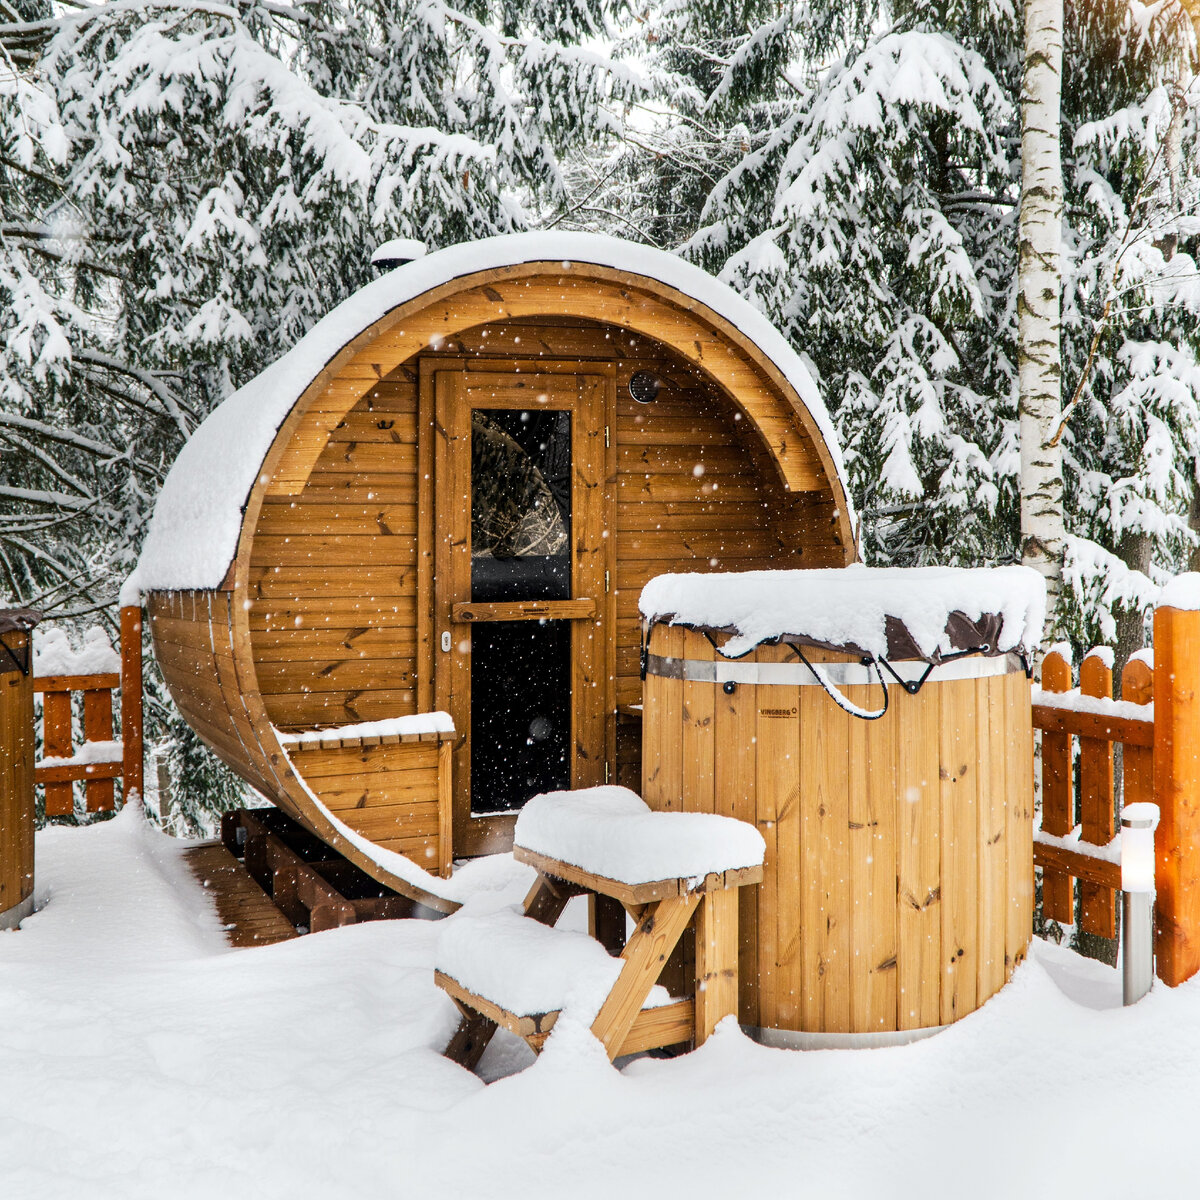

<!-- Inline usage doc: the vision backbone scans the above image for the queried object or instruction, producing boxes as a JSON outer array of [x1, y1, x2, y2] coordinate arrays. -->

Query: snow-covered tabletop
[[640, 563, 1046, 661], [513, 786, 765, 887]]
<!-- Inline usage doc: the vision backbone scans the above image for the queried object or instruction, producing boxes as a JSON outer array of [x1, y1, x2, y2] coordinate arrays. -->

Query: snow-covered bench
[[435, 787, 765, 1069]]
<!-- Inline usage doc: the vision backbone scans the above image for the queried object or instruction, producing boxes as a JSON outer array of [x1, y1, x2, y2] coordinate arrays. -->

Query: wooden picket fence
[[34, 605, 143, 816], [1031, 600, 1200, 986]]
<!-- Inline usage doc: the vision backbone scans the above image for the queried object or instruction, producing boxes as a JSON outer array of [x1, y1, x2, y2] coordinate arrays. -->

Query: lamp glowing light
[[1121, 802, 1160, 894], [1121, 801, 1160, 1006]]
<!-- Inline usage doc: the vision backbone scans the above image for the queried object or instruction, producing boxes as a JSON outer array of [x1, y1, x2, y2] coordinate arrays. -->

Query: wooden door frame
[[420, 356, 616, 857]]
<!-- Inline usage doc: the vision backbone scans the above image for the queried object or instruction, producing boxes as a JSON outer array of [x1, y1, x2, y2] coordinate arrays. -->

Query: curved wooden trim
[[230, 262, 854, 597]]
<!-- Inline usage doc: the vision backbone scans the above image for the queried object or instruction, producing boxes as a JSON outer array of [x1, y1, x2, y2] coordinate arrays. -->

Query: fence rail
[[33, 605, 143, 816], [1031, 600, 1200, 986]]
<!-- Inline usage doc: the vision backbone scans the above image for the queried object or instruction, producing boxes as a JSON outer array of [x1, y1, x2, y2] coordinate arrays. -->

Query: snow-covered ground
[[2, 808, 1196, 1199]]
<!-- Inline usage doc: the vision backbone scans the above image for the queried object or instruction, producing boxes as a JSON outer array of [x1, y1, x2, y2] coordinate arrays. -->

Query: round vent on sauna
[[629, 371, 661, 404]]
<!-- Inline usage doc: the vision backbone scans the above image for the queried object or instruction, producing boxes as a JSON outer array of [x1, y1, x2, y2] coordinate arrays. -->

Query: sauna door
[[431, 363, 614, 857]]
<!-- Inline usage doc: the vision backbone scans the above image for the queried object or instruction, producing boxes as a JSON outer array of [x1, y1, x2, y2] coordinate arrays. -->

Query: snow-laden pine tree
[[0, 0, 638, 828], [599, 0, 1200, 666], [1056, 2, 1200, 666]]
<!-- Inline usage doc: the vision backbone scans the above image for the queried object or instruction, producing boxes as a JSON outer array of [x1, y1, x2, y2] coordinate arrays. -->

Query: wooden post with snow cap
[[1153, 576, 1200, 986], [120, 603, 144, 807]]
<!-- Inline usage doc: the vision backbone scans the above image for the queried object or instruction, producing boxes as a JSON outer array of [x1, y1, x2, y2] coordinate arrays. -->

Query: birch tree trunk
[[1018, 0, 1066, 640]]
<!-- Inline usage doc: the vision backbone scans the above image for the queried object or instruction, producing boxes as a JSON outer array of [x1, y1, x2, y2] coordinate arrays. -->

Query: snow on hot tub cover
[[639, 565, 1047, 663], [129, 232, 852, 596]]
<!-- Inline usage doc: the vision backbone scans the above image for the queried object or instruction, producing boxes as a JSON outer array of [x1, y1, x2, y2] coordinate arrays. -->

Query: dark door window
[[469, 408, 573, 812]]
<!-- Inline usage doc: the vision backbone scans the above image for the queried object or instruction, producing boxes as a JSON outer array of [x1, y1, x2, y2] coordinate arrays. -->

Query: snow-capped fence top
[[639, 564, 1047, 662], [33, 625, 120, 678], [131, 231, 852, 595]]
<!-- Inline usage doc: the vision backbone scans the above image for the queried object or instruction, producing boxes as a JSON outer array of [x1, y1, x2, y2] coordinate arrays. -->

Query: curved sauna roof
[[135, 232, 858, 908], [133, 232, 854, 592]]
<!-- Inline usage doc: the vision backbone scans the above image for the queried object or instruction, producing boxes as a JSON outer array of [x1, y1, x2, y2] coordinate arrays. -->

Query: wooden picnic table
[[437, 843, 763, 1071]]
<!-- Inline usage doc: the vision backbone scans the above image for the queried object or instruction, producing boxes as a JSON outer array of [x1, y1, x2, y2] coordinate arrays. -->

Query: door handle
[[451, 599, 597, 623]]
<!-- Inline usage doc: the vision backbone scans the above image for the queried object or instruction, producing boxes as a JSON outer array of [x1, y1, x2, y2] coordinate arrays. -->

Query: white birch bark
[[1018, 0, 1066, 640]]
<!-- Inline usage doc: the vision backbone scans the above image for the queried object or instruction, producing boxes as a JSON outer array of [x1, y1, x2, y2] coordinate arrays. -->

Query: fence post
[[120, 604, 143, 806], [1041, 649, 1074, 923], [1079, 650, 1116, 937], [1152, 600, 1200, 985]]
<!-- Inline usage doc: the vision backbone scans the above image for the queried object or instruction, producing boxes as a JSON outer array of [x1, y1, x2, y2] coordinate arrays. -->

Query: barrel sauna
[[132, 233, 856, 904], [0, 609, 40, 931], [640, 567, 1042, 1045]]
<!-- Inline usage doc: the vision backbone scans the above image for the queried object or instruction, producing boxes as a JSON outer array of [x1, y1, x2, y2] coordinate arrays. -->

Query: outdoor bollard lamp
[[1121, 802, 1160, 1006]]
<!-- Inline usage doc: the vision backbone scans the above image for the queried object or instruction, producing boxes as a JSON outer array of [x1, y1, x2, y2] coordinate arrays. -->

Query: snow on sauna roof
[[131, 232, 852, 594], [640, 565, 1047, 661]]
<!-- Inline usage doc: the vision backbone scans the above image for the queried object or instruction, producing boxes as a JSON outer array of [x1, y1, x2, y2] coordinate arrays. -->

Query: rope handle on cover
[[789, 645, 889, 721]]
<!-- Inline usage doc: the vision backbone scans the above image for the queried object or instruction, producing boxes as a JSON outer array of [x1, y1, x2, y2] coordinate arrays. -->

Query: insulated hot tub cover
[[639, 565, 1047, 664], [0, 610, 42, 637]]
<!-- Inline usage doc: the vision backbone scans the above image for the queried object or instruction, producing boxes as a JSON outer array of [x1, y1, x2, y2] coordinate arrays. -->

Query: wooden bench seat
[[435, 908, 691, 1054], [280, 726, 453, 754]]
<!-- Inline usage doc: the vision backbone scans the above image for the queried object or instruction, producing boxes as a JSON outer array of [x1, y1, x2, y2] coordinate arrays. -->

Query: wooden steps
[[184, 806, 448, 948], [184, 841, 299, 948]]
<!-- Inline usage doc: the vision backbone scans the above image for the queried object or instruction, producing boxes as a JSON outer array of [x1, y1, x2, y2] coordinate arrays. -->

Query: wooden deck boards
[[184, 841, 299, 948]]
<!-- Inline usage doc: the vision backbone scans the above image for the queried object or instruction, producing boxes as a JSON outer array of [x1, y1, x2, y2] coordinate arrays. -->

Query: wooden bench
[[435, 797, 763, 1071]]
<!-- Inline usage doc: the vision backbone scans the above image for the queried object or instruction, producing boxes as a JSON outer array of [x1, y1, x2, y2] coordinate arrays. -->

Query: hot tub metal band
[[643, 651, 1022, 689]]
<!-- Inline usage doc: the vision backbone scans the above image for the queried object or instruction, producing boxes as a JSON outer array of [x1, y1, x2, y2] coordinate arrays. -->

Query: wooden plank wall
[[250, 367, 420, 731], [645, 625, 1034, 1035], [285, 740, 442, 868], [246, 313, 844, 768], [148, 589, 452, 882], [429, 318, 845, 716], [148, 590, 292, 807]]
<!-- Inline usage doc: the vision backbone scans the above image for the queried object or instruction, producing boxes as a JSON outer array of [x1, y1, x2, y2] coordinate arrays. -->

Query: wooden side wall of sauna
[[247, 316, 845, 740], [149, 590, 447, 870], [642, 624, 1034, 1035], [249, 368, 420, 732], [147, 590, 294, 808]]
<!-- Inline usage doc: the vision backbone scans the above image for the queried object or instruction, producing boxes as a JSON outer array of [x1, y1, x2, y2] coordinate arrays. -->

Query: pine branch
[[74, 349, 192, 438], [570, 203, 662, 245], [0, 431, 96, 498], [1049, 128, 1179, 448], [0, 487, 94, 510]]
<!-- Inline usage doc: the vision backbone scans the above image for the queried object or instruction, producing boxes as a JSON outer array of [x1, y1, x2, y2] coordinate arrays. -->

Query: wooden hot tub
[[639, 567, 1040, 1044]]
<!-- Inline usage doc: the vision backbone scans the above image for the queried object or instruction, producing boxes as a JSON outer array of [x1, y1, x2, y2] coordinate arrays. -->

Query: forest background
[[1, 0, 1198, 830]]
